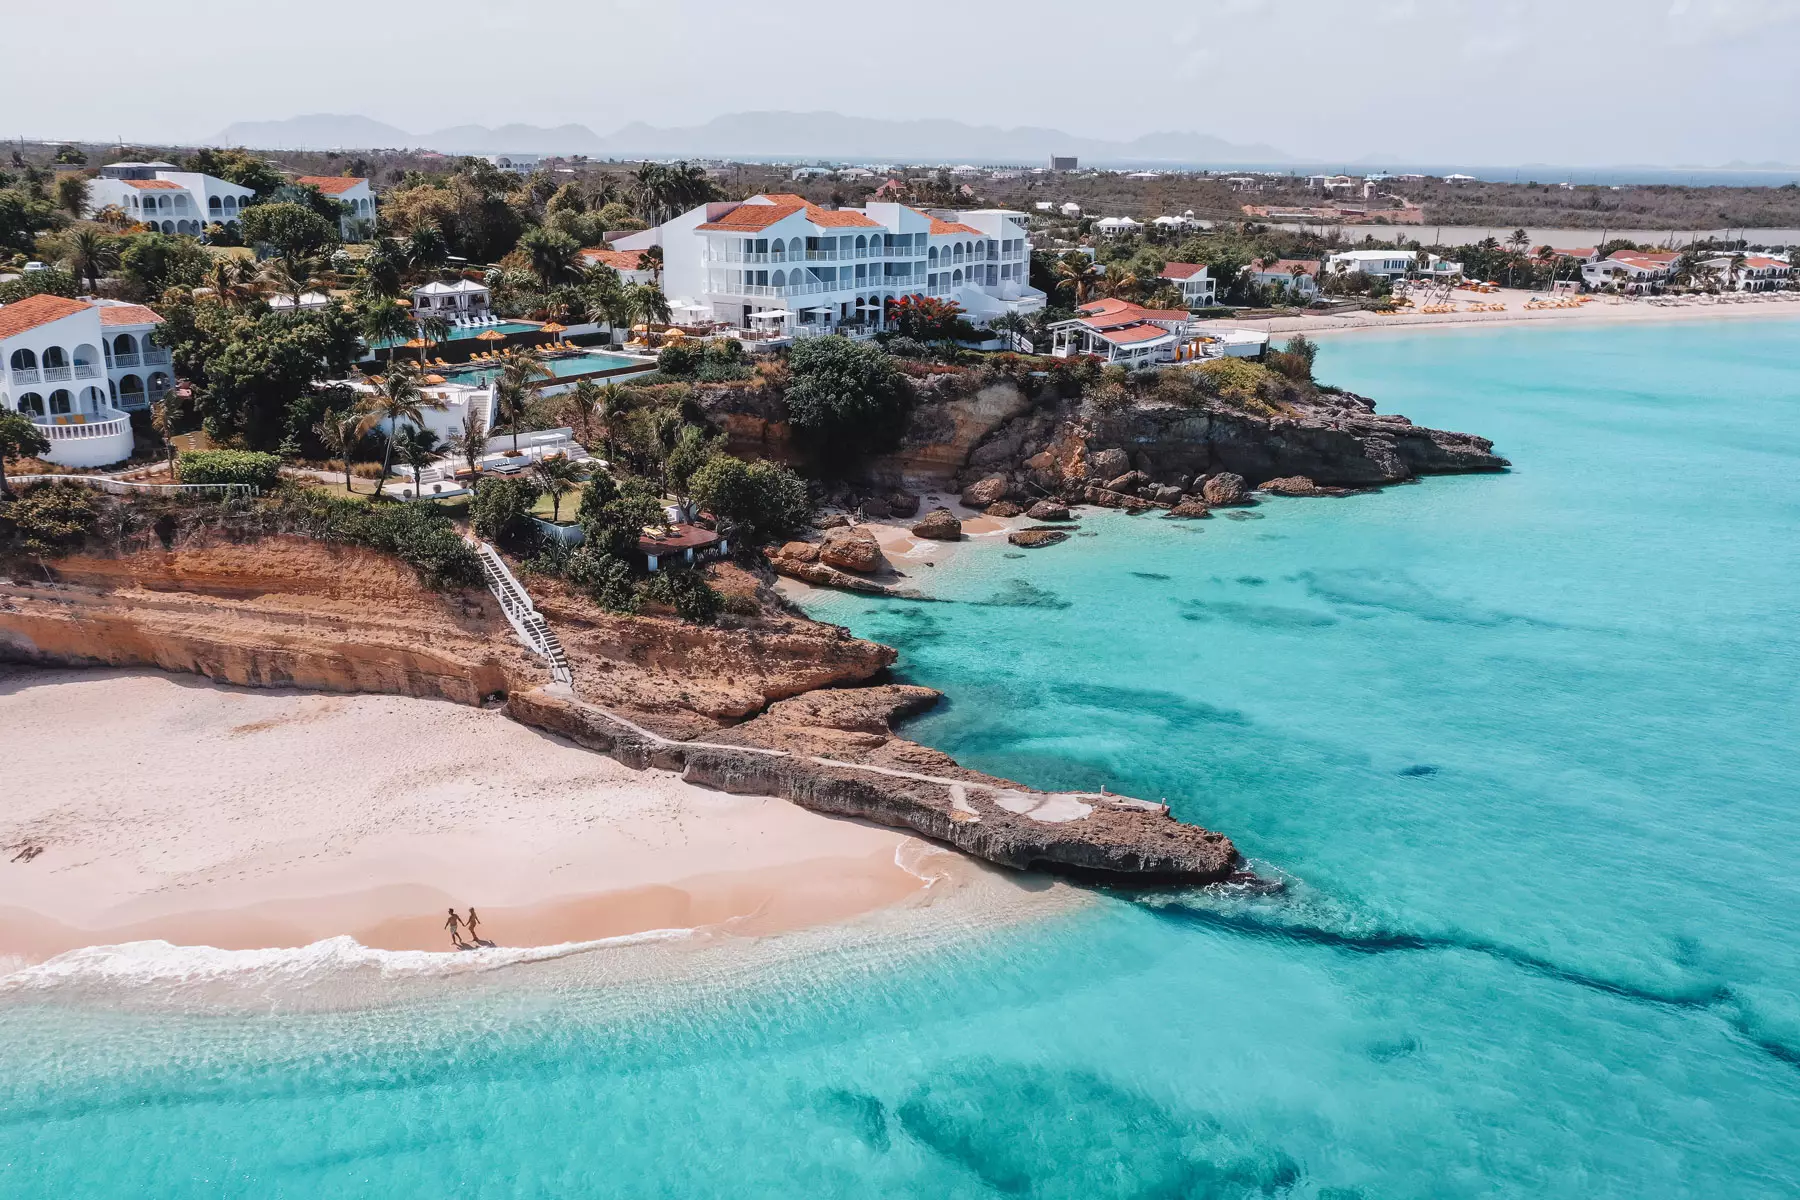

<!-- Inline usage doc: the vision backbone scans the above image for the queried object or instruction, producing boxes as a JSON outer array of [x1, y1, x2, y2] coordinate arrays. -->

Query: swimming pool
[[442, 351, 651, 385], [366, 321, 543, 350]]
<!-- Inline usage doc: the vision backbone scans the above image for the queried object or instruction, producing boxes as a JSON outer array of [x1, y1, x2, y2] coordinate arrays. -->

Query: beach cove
[[2, 317, 1799, 1195]]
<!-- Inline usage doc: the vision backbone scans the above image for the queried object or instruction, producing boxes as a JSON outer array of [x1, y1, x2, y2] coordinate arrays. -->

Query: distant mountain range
[[209, 111, 1294, 166]]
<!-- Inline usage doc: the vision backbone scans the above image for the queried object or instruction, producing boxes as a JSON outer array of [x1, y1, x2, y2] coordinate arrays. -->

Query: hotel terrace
[[86, 162, 256, 236], [1, 295, 171, 468], [610, 194, 1045, 337]]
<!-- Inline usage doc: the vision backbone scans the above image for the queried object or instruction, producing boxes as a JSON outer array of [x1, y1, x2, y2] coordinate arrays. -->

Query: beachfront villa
[[1582, 251, 1677, 293], [1047, 298, 1194, 369], [0, 295, 171, 468], [1159, 262, 1218, 308], [294, 176, 376, 240], [1326, 250, 1462, 281], [87, 163, 256, 236], [411, 279, 491, 322], [608, 194, 1046, 337], [1244, 259, 1321, 298], [1699, 254, 1793, 291]]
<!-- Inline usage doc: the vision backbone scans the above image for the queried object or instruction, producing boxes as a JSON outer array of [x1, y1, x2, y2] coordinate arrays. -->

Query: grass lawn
[[528, 481, 588, 525]]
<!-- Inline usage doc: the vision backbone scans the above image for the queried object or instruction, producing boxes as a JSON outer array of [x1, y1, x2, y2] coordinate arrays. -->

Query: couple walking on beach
[[445, 907, 487, 949]]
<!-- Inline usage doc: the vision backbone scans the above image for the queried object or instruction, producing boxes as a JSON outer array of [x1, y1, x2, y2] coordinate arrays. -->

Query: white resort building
[[1326, 250, 1462, 281], [610, 194, 1045, 337], [1047, 299, 1194, 369], [295, 176, 376, 240], [1, 295, 172, 468], [87, 162, 256, 236], [1243, 259, 1320, 298], [1158, 262, 1217, 308], [1699, 254, 1793, 291]]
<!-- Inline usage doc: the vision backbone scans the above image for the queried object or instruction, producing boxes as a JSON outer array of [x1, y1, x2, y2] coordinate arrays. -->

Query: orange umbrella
[[476, 329, 507, 342], [401, 337, 428, 349], [423, 374, 447, 384], [539, 321, 567, 334]]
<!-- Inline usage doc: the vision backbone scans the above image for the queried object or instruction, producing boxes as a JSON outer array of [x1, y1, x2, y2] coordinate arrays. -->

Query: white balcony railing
[[33, 409, 132, 440], [41, 366, 72, 382], [145, 348, 171, 365], [109, 352, 142, 368], [75, 363, 100, 379], [10, 367, 41, 385]]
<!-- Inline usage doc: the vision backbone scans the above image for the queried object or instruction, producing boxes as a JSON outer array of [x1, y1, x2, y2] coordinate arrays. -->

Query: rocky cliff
[[695, 368, 1504, 498], [0, 536, 1243, 886]]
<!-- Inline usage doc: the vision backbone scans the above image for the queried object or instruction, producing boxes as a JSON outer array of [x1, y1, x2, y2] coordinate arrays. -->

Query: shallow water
[[5, 319, 1799, 1196]]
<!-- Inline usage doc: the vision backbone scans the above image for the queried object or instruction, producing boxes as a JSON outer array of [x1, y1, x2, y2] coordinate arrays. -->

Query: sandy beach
[[1199, 286, 1800, 340], [0, 668, 943, 964]]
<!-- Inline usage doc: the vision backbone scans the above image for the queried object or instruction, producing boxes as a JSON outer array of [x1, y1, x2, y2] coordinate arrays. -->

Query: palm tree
[[627, 282, 672, 327], [492, 350, 553, 453], [1096, 269, 1141, 300], [447, 406, 490, 480], [987, 311, 1032, 352], [1054, 256, 1102, 304], [359, 296, 414, 350], [395, 426, 443, 497], [565, 379, 606, 447], [313, 408, 361, 491], [531, 454, 583, 523], [355, 361, 446, 496], [63, 227, 120, 293], [406, 225, 449, 274], [261, 252, 328, 313], [415, 313, 451, 363]]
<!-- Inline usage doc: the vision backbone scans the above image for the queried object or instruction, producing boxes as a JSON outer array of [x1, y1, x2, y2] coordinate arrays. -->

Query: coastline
[[0, 668, 967, 969], [1198, 287, 1800, 340]]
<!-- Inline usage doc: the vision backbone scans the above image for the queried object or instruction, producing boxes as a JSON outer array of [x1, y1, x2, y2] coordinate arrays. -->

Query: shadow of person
[[473, 938, 497, 948]]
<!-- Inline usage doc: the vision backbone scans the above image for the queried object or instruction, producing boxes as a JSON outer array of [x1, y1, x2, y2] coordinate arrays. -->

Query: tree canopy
[[783, 336, 911, 467]]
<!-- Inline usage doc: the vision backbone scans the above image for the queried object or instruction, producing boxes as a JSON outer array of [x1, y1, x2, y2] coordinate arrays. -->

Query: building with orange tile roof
[[1, 297, 168, 467], [609, 195, 1044, 337], [295, 176, 377, 239]]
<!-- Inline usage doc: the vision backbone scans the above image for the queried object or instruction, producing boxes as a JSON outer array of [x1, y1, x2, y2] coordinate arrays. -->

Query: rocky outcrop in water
[[1009, 528, 1071, 549], [819, 525, 884, 574], [911, 508, 963, 541]]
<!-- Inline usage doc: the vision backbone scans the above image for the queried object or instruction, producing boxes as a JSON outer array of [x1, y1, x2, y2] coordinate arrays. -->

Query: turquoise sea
[[4, 319, 1799, 1197]]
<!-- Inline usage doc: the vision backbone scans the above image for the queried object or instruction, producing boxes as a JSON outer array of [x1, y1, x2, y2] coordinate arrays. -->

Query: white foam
[[0, 929, 700, 994]]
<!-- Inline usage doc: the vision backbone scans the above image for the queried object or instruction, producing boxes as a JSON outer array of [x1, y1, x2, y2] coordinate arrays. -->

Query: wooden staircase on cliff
[[466, 537, 573, 687]]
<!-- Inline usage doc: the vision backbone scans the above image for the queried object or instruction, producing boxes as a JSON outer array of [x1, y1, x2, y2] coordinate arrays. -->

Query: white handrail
[[15, 474, 258, 498], [467, 536, 572, 686]]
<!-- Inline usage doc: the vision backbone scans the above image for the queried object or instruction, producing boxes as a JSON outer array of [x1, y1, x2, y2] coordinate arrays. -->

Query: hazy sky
[[11, 0, 1800, 165]]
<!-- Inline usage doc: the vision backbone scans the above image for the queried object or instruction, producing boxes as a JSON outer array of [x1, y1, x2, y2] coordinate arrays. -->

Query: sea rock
[[859, 497, 892, 519], [1107, 470, 1150, 494], [1009, 527, 1071, 549], [818, 513, 851, 529], [911, 507, 963, 541], [1202, 472, 1249, 506], [1152, 485, 1184, 505], [985, 501, 1025, 518], [1165, 500, 1212, 519], [887, 491, 921, 517], [1259, 475, 1321, 496], [1259, 475, 1352, 497], [777, 540, 820, 562], [1026, 500, 1072, 522], [819, 525, 884, 574], [961, 475, 1011, 508], [1086, 447, 1131, 480]]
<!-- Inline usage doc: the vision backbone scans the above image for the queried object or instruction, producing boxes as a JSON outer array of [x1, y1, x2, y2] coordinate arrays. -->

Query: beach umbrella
[[475, 329, 507, 342], [539, 321, 567, 334], [424, 374, 447, 384]]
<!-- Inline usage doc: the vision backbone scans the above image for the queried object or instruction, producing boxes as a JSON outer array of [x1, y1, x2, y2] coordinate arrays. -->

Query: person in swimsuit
[[465, 907, 481, 945], [445, 907, 463, 948]]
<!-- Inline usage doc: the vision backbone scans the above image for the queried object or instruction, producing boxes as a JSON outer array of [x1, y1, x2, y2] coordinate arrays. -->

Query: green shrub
[[784, 335, 910, 467], [565, 544, 639, 612], [283, 491, 481, 589], [0, 482, 100, 557], [688, 454, 810, 542], [639, 565, 720, 624], [656, 341, 701, 379], [177, 449, 282, 489], [470, 476, 539, 546]]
